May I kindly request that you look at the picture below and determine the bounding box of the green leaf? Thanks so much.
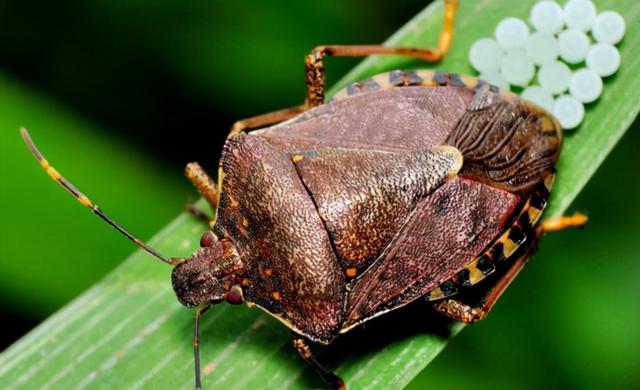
[2,0,639,389]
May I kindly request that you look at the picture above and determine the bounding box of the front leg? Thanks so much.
[185,162,218,217]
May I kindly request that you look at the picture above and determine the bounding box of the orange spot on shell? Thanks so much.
[228,194,240,208]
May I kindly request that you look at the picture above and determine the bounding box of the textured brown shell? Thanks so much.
[214,70,561,343]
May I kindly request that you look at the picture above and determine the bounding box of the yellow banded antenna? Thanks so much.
[20,128,179,266]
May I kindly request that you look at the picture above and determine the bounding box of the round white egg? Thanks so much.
[469,38,504,73]
[495,17,530,51]
[564,0,597,32]
[553,95,585,129]
[592,11,626,44]
[500,51,535,87]
[530,1,564,34]
[479,71,510,91]
[569,69,603,103]
[525,31,559,65]
[521,86,555,112]
[558,29,591,64]
[586,43,621,77]
[538,61,572,95]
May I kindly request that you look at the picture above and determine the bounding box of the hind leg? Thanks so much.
[293,337,345,390]
[434,213,587,323]
[434,252,528,323]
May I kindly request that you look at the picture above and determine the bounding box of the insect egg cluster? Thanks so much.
[468,0,625,130]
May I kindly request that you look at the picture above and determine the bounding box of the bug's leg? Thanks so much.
[305,0,459,107]
[293,337,346,390]
[185,202,211,223]
[227,0,459,135]
[228,105,305,138]
[433,251,529,323]
[193,303,211,390]
[538,213,588,233]
[434,212,587,323]
[185,162,218,216]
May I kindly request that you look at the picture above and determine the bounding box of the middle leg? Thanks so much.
[227,105,305,139]
[226,0,460,138]
[293,337,345,390]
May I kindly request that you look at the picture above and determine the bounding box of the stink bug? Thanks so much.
[22,0,587,388]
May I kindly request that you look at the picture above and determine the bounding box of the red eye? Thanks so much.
[225,285,243,305]
[200,231,217,247]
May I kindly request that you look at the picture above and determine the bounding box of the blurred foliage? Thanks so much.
[0,72,190,335]
[0,0,638,388]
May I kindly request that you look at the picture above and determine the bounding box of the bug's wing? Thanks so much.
[255,79,560,193]
[343,178,521,329]
[448,85,562,192]
[253,86,474,153]
[291,146,461,272]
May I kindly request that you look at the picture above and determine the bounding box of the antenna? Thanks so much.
[21,128,178,265]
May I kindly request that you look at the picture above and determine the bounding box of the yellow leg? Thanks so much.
[434,254,528,323]
[435,211,588,323]
[304,0,460,107]
[185,162,218,212]
[227,105,305,138]
[539,213,588,233]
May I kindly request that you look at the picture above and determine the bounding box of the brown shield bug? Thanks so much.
[22,0,587,388]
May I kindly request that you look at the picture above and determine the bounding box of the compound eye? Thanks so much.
[200,231,217,247]
[225,285,244,305]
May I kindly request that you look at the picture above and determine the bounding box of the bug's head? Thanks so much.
[171,232,244,308]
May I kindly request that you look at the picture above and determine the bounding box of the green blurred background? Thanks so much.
[0,0,638,388]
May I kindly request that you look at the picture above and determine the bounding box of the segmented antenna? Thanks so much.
[20,128,177,265]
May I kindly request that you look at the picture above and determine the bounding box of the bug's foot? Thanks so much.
[293,337,346,389]
[323,372,346,390]
[433,299,485,324]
